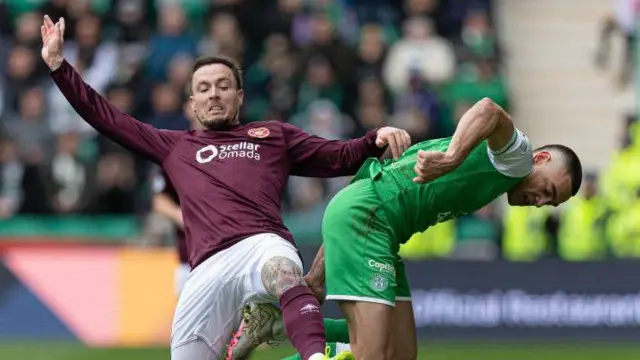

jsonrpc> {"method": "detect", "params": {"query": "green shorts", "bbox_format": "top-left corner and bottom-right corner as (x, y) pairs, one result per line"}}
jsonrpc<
(323, 178), (411, 307)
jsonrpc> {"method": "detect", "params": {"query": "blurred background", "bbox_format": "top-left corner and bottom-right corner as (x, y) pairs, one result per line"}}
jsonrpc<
(0, 0), (639, 359)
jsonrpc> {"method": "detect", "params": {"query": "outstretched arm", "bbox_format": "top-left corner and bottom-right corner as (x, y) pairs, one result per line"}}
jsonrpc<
(42, 16), (181, 163)
(284, 123), (411, 177)
(413, 97), (515, 183)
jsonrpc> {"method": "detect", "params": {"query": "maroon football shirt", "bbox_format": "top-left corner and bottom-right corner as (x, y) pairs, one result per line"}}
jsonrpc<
(51, 60), (385, 268)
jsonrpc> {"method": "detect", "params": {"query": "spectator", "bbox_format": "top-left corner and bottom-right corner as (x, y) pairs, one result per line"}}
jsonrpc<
(458, 10), (500, 62)
(1, 87), (52, 165)
(200, 12), (245, 62)
(444, 59), (509, 110)
(452, 203), (501, 260)
(144, 3), (198, 82)
(299, 12), (356, 89)
(166, 54), (194, 96)
(85, 152), (136, 214)
(107, 0), (151, 65)
(1, 45), (44, 116)
(352, 76), (390, 136)
(558, 172), (608, 261)
(595, 0), (639, 87)
(148, 83), (190, 131)
(48, 13), (119, 138)
(383, 16), (455, 94)
(0, 137), (24, 218)
(392, 70), (440, 140)
(355, 23), (387, 81)
(244, 33), (297, 122)
(14, 11), (44, 51)
(296, 56), (344, 112)
(44, 131), (89, 214)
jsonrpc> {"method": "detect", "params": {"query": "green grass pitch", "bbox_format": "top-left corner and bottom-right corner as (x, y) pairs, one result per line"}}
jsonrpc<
(2, 341), (640, 360)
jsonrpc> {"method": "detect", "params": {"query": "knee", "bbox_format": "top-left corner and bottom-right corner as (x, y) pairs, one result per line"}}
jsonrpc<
(261, 256), (305, 299)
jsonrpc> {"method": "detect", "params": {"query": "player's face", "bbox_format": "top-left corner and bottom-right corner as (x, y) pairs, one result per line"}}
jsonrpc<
(190, 63), (243, 130)
(507, 151), (573, 207)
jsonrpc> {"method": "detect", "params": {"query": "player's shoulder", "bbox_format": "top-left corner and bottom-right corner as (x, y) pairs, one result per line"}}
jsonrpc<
(159, 128), (191, 137)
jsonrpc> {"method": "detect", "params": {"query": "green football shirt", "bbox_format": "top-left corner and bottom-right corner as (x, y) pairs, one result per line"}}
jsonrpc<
(353, 129), (533, 243)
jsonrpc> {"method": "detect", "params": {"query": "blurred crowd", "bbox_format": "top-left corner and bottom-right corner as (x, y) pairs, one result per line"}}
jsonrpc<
(0, 0), (504, 219)
(8, 0), (631, 263)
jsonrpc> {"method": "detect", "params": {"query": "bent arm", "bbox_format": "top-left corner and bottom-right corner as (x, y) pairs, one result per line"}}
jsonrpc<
(50, 60), (181, 163)
(446, 97), (514, 166)
(284, 123), (385, 177)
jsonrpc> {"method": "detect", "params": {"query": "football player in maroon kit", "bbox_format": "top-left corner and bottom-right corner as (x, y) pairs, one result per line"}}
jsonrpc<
(42, 16), (411, 360)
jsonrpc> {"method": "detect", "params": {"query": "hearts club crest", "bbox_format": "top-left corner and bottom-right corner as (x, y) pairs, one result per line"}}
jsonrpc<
(248, 127), (270, 139)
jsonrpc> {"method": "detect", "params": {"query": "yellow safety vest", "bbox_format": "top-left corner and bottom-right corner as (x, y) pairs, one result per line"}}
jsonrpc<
(601, 148), (640, 211)
(558, 195), (606, 261)
(502, 207), (549, 261)
(399, 220), (456, 260)
(606, 200), (640, 258)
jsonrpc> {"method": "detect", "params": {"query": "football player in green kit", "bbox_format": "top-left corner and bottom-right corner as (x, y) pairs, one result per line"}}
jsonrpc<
(227, 97), (583, 360)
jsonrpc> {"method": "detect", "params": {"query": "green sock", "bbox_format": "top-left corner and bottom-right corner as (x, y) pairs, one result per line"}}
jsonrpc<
(279, 319), (349, 359)
(281, 342), (344, 360)
(280, 353), (302, 360)
(324, 319), (350, 343)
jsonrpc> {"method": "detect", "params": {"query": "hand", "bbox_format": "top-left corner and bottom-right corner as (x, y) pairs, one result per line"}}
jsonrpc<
(304, 274), (325, 305)
(375, 127), (411, 159)
(41, 15), (65, 71)
(413, 150), (458, 184)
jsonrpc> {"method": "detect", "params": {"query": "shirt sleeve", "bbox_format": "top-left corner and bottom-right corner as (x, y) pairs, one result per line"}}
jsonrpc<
(50, 60), (183, 163)
(282, 123), (385, 177)
(487, 128), (534, 178)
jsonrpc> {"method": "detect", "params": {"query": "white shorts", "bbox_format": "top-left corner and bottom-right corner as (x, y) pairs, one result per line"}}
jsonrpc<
(175, 263), (191, 296)
(170, 233), (302, 360)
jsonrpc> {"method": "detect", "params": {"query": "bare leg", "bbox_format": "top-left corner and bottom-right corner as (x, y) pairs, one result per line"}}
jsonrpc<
(390, 301), (418, 360)
(339, 301), (394, 360)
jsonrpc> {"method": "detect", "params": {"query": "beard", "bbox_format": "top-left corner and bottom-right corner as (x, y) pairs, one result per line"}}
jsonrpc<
(200, 117), (236, 130)
(198, 109), (239, 130)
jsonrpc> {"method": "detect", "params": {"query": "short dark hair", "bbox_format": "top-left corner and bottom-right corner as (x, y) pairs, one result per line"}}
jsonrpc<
(189, 55), (243, 94)
(534, 144), (582, 196)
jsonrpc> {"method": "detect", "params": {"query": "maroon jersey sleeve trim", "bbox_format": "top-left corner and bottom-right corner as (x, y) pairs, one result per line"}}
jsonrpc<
(50, 60), (183, 163)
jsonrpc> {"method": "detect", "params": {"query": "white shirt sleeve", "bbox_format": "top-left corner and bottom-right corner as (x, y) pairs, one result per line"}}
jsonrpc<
(487, 128), (534, 178)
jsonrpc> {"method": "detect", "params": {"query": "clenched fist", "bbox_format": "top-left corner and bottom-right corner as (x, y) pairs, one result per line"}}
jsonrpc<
(413, 150), (458, 184)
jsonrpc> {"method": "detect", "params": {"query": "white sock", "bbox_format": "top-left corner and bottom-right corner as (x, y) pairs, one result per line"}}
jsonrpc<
(336, 342), (351, 353)
(308, 353), (325, 360)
